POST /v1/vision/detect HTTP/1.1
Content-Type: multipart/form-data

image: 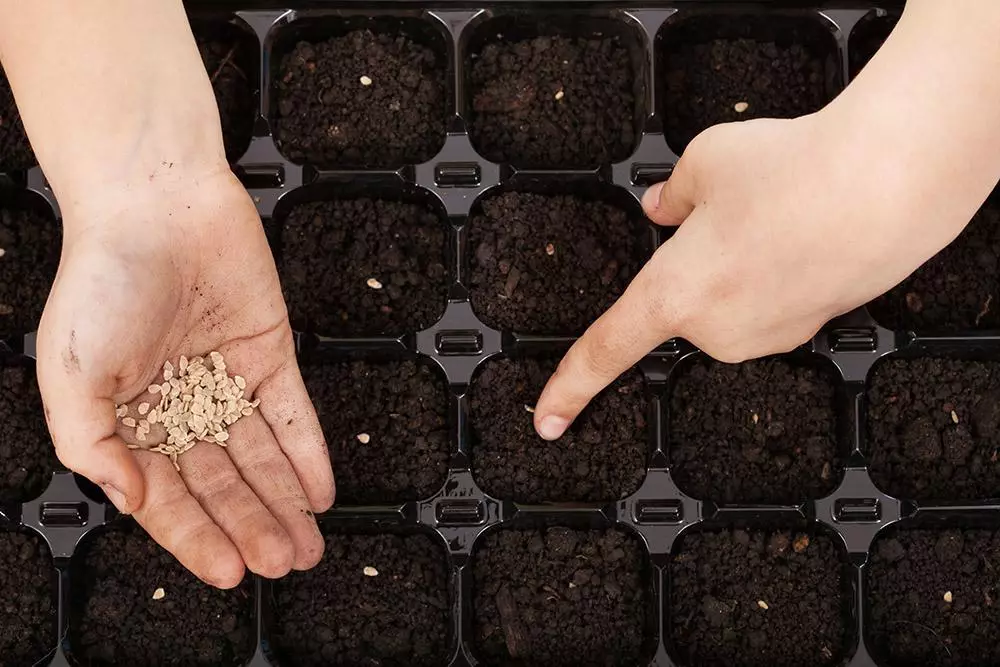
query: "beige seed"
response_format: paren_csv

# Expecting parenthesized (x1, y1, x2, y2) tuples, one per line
(360, 75, 373, 86)
(0, 248, 5, 258)
(127, 444, 141, 450)
(357, 433, 371, 444)
(734, 101, 750, 113)
(148, 384, 161, 394)
(122, 417, 137, 428)
(951, 410, 960, 424)
(554, 90, 565, 101)
(752, 413, 759, 425)
(235, 375, 246, 390)
(524, 405, 535, 414)
(152, 587, 165, 600)
(363, 566, 379, 577)
(136, 432, 147, 442)
(115, 405, 128, 418)
(757, 600, 769, 610)
(545, 243, 555, 256)
(215, 432, 229, 443)
(138, 419, 149, 430)
(366, 277, 383, 290)
(138, 402, 150, 415)
(944, 591, 953, 603)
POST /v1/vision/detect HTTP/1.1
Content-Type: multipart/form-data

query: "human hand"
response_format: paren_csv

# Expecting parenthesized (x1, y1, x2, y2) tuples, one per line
(36, 167, 334, 588)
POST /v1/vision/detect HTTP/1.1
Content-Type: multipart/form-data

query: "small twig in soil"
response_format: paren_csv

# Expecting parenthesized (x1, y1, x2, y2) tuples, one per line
(210, 44, 245, 84)
(976, 294, 993, 326)
(888, 620, 952, 659)
(495, 584, 527, 658)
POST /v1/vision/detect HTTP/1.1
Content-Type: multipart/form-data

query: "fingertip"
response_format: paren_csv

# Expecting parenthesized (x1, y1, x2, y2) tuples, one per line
(206, 554, 246, 590)
(292, 527, 325, 571)
(641, 181, 664, 214)
(534, 414, 570, 441)
(307, 480, 335, 514)
(248, 528, 295, 580)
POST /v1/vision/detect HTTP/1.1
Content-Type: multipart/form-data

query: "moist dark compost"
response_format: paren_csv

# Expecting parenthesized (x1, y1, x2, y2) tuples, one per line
(669, 356, 841, 504)
(468, 191, 643, 335)
(469, 356, 647, 503)
(472, 527, 652, 667)
(848, 14, 899, 77)
(661, 23, 833, 152)
(669, 527, 850, 667)
(274, 28, 448, 167)
(69, 524, 255, 666)
(270, 531, 450, 667)
(868, 527, 1000, 667)
(468, 34, 637, 167)
(868, 357, 1000, 502)
(278, 197, 448, 336)
(0, 364, 54, 503)
(0, 206, 61, 338)
(868, 205, 1000, 332)
(195, 28, 256, 162)
(0, 530, 56, 667)
(300, 359, 450, 505)
(0, 68, 34, 172)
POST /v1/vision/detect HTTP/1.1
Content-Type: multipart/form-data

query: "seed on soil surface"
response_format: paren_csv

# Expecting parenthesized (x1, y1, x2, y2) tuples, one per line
(366, 277, 383, 290)
(951, 410, 960, 424)
(752, 412, 759, 424)
(0, 248, 5, 258)
(554, 90, 564, 101)
(734, 101, 749, 113)
(363, 566, 378, 577)
(545, 243, 555, 256)
(359, 75, 373, 86)
(524, 405, 535, 413)
(793, 534, 810, 553)
(356, 433, 371, 444)
(152, 587, 165, 600)
(944, 591, 953, 603)
(757, 600, 769, 610)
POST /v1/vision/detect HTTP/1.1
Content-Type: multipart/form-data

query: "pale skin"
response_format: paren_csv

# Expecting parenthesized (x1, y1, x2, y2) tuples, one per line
(0, 0, 996, 588)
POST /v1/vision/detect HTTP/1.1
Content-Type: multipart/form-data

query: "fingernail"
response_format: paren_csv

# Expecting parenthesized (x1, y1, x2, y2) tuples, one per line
(641, 181, 664, 212)
(100, 483, 130, 514)
(537, 415, 570, 441)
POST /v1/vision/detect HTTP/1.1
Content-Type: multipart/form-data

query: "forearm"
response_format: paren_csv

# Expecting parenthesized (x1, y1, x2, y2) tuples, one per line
(0, 0, 226, 217)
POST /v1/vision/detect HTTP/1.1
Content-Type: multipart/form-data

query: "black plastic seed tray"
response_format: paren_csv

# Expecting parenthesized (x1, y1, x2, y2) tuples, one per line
(12, 4, 1000, 667)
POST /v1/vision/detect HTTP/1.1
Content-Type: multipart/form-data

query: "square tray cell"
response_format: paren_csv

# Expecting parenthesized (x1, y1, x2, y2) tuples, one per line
(268, 529, 451, 666)
(299, 357, 451, 505)
(472, 527, 653, 667)
(868, 202, 1000, 333)
(657, 13, 840, 153)
(0, 67, 34, 172)
(668, 526, 852, 667)
(270, 15, 450, 168)
(193, 18, 259, 163)
(468, 185, 649, 336)
(0, 192, 60, 338)
(668, 354, 843, 505)
(849, 12, 900, 78)
(0, 528, 56, 667)
(469, 355, 647, 504)
(867, 525, 1000, 667)
(868, 355, 1000, 502)
(68, 521, 255, 666)
(0, 360, 54, 504)
(274, 187, 449, 337)
(463, 13, 646, 168)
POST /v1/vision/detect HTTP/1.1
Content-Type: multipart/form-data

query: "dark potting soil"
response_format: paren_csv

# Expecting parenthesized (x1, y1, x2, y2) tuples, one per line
(868, 357, 1000, 502)
(848, 14, 899, 78)
(0, 207, 60, 338)
(868, 206, 1000, 332)
(468, 191, 643, 335)
(300, 359, 450, 505)
(0, 68, 34, 172)
(669, 528, 850, 667)
(473, 527, 651, 667)
(0, 364, 54, 504)
(469, 356, 647, 503)
(662, 31, 832, 152)
(195, 29, 256, 162)
(70, 524, 255, 666)
(468, 35, 637, 168)
(278, 197, 448, 337)
(274, 29, 448, 168)
(271, 531, 450, 667)
(669, 356, 841, 504)
(0, 530, 56, 667)
(868, 527, 1000, 667)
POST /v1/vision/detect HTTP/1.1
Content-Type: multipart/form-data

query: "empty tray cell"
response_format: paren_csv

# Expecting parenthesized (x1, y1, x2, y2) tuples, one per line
(468, 187, 647, 335)
(869, 202, 1000, 333)
(472, 527, 653, 666)
(193, 19, 258, 162)
(269, 530, 451, 666)
(0, 66, 34, 172)
(0, 361, 54, 503)
(669, 526, 852, 667)
(68, 522, 255, 665)
(271, 16, 450, 168)
(469, 355, 647, 503)
(276, 192, 448, 337)
(668, 355, 843, 505)
(0, 193, 60, 338)
(849, 12, 900, 78)
(868, 526, 1000, 667)
(464, 14, 645, 168)
(868, 356, 1000, 502)
(300, 358, 450, 505)
(0, 529, 56, 666)
(658, 13, 840, 153)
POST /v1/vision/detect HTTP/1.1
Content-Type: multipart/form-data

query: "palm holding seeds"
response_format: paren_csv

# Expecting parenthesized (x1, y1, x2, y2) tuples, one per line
(35, 169, 334, 588)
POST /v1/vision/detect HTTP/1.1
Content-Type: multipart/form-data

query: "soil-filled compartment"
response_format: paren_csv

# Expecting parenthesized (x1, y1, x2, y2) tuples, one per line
(867, 353, 1000, 502)
(867, 522, 1000, 667)
(0, 191, 61, 338)
(467, 182, 651, 336)
(270, 14, 450, 168)
(268, 526, 452, 667)
(848, 11, 900, 78)
(464, 13, 646, 168)
(0, 527, 57, 667)
(657, 13, 840, 154)
(273, 183, 449, 337)
(668, 523, 854, 667)
(0, 66, 34, 172)
(468, 353, 648, 504)
(0, 356, 55, 504)
(68, 520, 256, 666)
(299, 353, 451, 505)
(668, 353, 844, 505)
(472, 524, 655, 667)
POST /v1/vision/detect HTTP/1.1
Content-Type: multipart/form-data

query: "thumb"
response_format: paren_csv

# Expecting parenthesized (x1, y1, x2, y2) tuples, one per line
(641, 154, 699, 227)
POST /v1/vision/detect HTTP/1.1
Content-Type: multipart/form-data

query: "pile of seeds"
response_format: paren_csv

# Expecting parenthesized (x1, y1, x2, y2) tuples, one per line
(115, 352, 259, 470)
